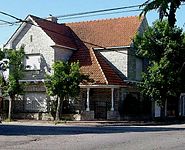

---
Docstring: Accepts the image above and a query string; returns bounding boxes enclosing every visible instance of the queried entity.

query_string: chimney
[46,15,58,23]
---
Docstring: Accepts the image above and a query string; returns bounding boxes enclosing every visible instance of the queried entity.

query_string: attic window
[30,35,33,42]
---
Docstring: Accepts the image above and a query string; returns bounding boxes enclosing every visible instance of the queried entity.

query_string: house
[4,15,151,120]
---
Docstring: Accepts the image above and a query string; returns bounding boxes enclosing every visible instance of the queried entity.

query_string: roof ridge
[29,15,61,25]
[90,48,108,84]
[66,15,140,24]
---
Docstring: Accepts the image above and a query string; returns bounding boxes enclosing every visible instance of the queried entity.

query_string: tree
[140,0,185,27]
[0,48,25,120]
[134,20,185,116]
[45,61,86,121]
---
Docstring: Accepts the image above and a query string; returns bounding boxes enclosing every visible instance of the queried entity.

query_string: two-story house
[5,15,150,120]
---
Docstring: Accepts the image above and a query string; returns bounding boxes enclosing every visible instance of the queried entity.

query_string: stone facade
[6,17,75,118]
[100,49,128,78]
[99,47,143,81]
[7,22,55,80]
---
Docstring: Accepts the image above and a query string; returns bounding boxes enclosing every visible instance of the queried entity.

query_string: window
[25,54,41,70]
[30,35,33,42]
[24,92,47,112]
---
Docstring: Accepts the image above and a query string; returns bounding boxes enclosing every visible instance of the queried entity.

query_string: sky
[0,0,184,47]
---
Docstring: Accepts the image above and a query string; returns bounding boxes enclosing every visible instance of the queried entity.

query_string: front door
[94,101,107,120]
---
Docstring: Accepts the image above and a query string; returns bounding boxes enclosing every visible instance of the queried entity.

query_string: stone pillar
[111,88,114,111]
[86,88,90,111]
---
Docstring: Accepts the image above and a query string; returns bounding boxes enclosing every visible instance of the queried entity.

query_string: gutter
[93,45,131,50]
[124,80,141,84]
[80,84,120,88]
[19,79,48,83]
[51,44,77,51]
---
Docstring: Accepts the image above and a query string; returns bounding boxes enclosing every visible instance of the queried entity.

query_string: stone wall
[5,18,75,116]
[6,18,74,80]
[81,111,94,120]
[53,46,73,61]
[100,49,128,78]
[99,48,143,81]
[12,112,53,121]
[127,48,136,80]
[7,21,55,80]
[107,111,120,120]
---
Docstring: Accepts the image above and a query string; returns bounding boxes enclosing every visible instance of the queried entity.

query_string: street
[0,123,185,150]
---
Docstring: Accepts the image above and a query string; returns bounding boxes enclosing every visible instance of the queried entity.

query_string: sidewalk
[0,119,185,126]
[1,119,169,126]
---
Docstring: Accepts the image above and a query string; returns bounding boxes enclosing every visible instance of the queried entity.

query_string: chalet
[4,15,151,120]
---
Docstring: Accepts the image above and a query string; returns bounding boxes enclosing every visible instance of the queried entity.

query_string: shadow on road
[0,124,185,136]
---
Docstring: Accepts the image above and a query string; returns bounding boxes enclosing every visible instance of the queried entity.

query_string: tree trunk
[55,96,61,121]
[160,100,166,120]
[55,96,63,121]
[8,95,14,120]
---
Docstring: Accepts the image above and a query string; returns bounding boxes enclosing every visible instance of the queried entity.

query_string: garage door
[24,92,48,112]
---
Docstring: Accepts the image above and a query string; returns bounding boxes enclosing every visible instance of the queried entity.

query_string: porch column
[111,88,114,111]
[86,88,90,111]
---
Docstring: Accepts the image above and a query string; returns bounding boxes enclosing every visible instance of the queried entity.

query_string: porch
[79,85,120,120]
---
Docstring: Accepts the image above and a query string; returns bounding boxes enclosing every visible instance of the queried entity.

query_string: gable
[30,15,77,50]
[5,15,77,50]
[5,16,54,49]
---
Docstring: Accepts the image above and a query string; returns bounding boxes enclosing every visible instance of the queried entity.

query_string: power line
[0,19,19,26]
[0,4,142,26]
[0,11,24,22]
[19,20,135,56]
[57,2,185,19]
[56,4,142,19]
[1,10,137,56]
[59,9,142,21]
[0,19,13,25]
[27,19,137,56]
[1,3,185,53]
[1,10,137,57]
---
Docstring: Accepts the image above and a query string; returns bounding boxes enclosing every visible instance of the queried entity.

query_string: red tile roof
[68,32,126,85]
[30,15,143,86]
[67,16,143,48]
[67,16,143,86]
[30,15,77,49]
[69,37,107,85]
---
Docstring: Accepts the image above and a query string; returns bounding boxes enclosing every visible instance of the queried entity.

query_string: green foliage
[0,48,25,120]
[140,0,185,27]
[45,61,87,120]
[46,61,82,98]
[2,48,25,97]
[134,20,185,105]
[0,49,5,60]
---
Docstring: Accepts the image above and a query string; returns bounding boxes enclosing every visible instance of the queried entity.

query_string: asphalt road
[0,123,185,150]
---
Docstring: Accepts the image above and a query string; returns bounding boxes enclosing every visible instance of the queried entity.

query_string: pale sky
[0,0,184,47]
